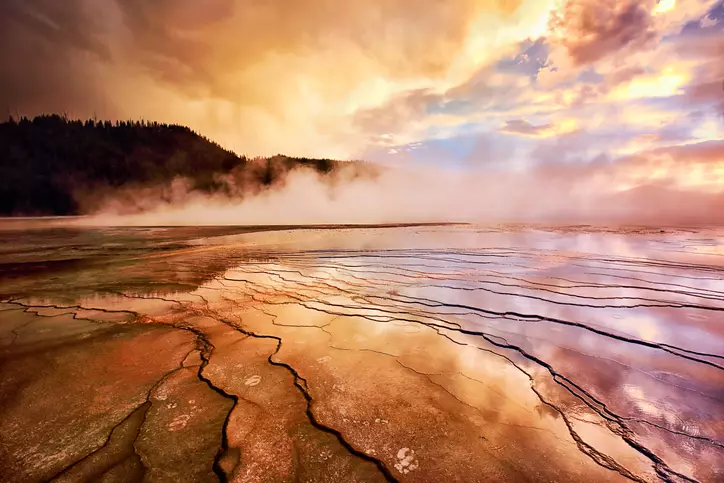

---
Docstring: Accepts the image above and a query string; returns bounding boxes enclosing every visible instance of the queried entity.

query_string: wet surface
[1,222,723,482]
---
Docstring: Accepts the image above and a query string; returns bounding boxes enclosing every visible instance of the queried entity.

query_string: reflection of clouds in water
[152,225,724,481]
[537,234,645,259]
[9,223,724,481]
[622,384,683,429]
[611,313,660,342]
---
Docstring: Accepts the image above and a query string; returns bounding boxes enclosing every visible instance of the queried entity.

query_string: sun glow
[610,66,688,100]
[653,0,676,15]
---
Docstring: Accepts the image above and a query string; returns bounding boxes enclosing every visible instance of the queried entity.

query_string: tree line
[0,114,343,215]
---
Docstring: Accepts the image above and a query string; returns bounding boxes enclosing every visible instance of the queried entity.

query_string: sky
[1,0,724,224]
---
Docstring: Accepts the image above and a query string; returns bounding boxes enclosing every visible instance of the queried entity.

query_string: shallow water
[1,222,723,482]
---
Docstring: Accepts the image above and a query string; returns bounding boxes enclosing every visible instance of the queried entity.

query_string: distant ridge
[0,114,361,216]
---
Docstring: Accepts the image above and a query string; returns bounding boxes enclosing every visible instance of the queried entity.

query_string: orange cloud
[1,0,719,174]
[499,119,578,137]
[547,0,658,66]
[2,0,542,158]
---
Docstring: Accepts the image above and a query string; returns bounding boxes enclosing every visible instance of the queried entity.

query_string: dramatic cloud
[547,0,658,66]
[0,0,112,117]
[1,0,541,157]
[2,0,723,224]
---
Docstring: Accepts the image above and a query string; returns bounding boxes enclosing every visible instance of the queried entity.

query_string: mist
[74,141,724,227]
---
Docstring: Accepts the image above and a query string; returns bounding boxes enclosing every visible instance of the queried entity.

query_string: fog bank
[75,141,724,227]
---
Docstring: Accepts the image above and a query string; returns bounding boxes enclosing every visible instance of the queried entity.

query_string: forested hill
[0,115,349,216]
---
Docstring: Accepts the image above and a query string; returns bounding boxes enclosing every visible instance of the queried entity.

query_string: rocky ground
[1,223,723,482]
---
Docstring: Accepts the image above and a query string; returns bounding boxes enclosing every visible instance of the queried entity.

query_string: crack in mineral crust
[3,226,724,482]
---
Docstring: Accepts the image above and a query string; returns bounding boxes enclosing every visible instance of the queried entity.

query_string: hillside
[0,115,350,216]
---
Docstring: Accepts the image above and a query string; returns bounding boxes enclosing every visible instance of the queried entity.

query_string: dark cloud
[1,0,111,60]
[548,0,657,65]
[499,119,554,136]
[0,0,114,118]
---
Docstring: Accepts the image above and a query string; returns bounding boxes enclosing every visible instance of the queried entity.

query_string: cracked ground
[1,223,723,482]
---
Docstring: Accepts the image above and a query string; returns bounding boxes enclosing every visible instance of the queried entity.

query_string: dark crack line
[225,277,724,370]
[283,261,724,302]
[223,269,724,364]
[168,322,239,483]
[220,268,724,446]
[221,276,685,480]
[215,289,647,480]
[211,312,399,483]
[364,293,724,368]
[224,288,704,482]
[3,298,141,318]
[10,242,720,483]
[106,290,191,308]
[47,401,152,482]
[261,265,724,325]
[48,346,199,482]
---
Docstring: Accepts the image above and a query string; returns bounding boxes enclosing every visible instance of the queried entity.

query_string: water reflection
[3,223,724,481]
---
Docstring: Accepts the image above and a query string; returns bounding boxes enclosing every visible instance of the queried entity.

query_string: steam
[73,146,724,227]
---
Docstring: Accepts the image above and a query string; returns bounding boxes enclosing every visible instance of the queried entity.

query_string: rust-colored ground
[1,223,723,482]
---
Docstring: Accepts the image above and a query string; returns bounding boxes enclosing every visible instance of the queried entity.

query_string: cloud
[1,0,111,60]
[0,0,115,118]
[498,119,578,137]
[115,0,488,93]
[537,0,720,90]
[0,0,539,157]
[352,89,442,145]
[547,0,658,66]
[1,0,721,227]
[676,29,724,114]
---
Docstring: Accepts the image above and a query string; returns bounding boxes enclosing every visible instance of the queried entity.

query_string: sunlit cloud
[653,0,677,15]
[609,66,689,100]
[2,0,723,224]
